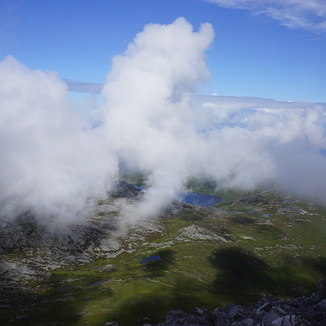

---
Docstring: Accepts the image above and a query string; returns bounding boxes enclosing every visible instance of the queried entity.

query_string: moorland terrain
[1,179,326,325]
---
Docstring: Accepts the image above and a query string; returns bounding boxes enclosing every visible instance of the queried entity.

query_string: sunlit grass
[2,187,326,325]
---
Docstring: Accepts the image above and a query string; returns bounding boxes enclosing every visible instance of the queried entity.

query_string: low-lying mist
[1,17,325,224]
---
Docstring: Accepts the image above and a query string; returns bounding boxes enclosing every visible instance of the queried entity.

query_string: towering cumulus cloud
[1,17,326,224]
[100,17,215,218]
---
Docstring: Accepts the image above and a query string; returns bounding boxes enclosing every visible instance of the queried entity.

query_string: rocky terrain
[158,280,326,325]
[1,180,326,325]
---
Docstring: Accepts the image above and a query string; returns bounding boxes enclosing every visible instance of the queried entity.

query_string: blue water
[60,285,74,291]
[134,186,146,191]
[140,255,161,264]
[88,266,101,271]
[179,192,222,207]
[134,186,222,207]
[87,280,107,287]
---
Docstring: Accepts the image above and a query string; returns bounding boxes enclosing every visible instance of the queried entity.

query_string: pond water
[60,285,74,291]
[134,186,222,207]
[88,266,101,271]
[178,192,222,207]
[140,255,161,264]
[87,280,107,287]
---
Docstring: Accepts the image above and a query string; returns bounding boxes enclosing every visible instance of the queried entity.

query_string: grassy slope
[2,185,326,325]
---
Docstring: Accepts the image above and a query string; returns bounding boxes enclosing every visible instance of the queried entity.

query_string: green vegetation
[2,186,326,325]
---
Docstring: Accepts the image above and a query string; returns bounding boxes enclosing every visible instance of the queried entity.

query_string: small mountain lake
[178,192,222,207]
[134,186,222,207]
[140,255,161,264]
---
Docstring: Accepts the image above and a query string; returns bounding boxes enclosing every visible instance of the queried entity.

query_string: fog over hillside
[1,17,326,224]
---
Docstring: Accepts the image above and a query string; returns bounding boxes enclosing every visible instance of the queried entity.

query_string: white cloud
[0,56,118,222]
[100,17,326,219]
[100,17,215,218]
[1,18,326,226]
[204,0,326,32]
[64,79,103,94]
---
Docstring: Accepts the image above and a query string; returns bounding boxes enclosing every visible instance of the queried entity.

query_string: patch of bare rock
[143,279,326,326]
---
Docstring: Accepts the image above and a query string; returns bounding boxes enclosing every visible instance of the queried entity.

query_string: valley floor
[1,186,326,325]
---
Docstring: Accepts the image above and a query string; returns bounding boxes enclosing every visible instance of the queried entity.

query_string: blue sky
[1,0,326,102]
[2,0,326,220]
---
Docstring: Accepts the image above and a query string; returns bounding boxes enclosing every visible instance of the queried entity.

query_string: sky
[1,0,326,102]
[1,0,326,225]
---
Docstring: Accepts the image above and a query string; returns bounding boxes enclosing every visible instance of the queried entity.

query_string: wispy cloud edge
[204,0,326,33]
[64,79,103,93]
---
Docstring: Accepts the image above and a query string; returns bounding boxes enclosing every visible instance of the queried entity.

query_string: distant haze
[1,18,326,224]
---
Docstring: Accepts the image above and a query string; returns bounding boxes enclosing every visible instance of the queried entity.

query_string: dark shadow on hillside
[208,247,316,305]
[230,216,257,225]
[0,280,45,325]
[105,275,213,326]
[302,256,326,278]
[254,224,285,240]
[0,275,82,325]
[141,249,175,277]
[107,294,171,325]
[208,247,272,304]
[0,256,114,325]
[1,262,115,325]
[0,211,120,324]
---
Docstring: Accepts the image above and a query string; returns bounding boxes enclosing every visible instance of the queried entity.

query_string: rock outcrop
[156,280,326,326]
[111,180,142,198]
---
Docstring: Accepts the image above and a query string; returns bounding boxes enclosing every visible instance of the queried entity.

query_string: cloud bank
[0,56,118,222]
[204,0,326,32]
[64,79,103,94]
[1,17,326,224]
